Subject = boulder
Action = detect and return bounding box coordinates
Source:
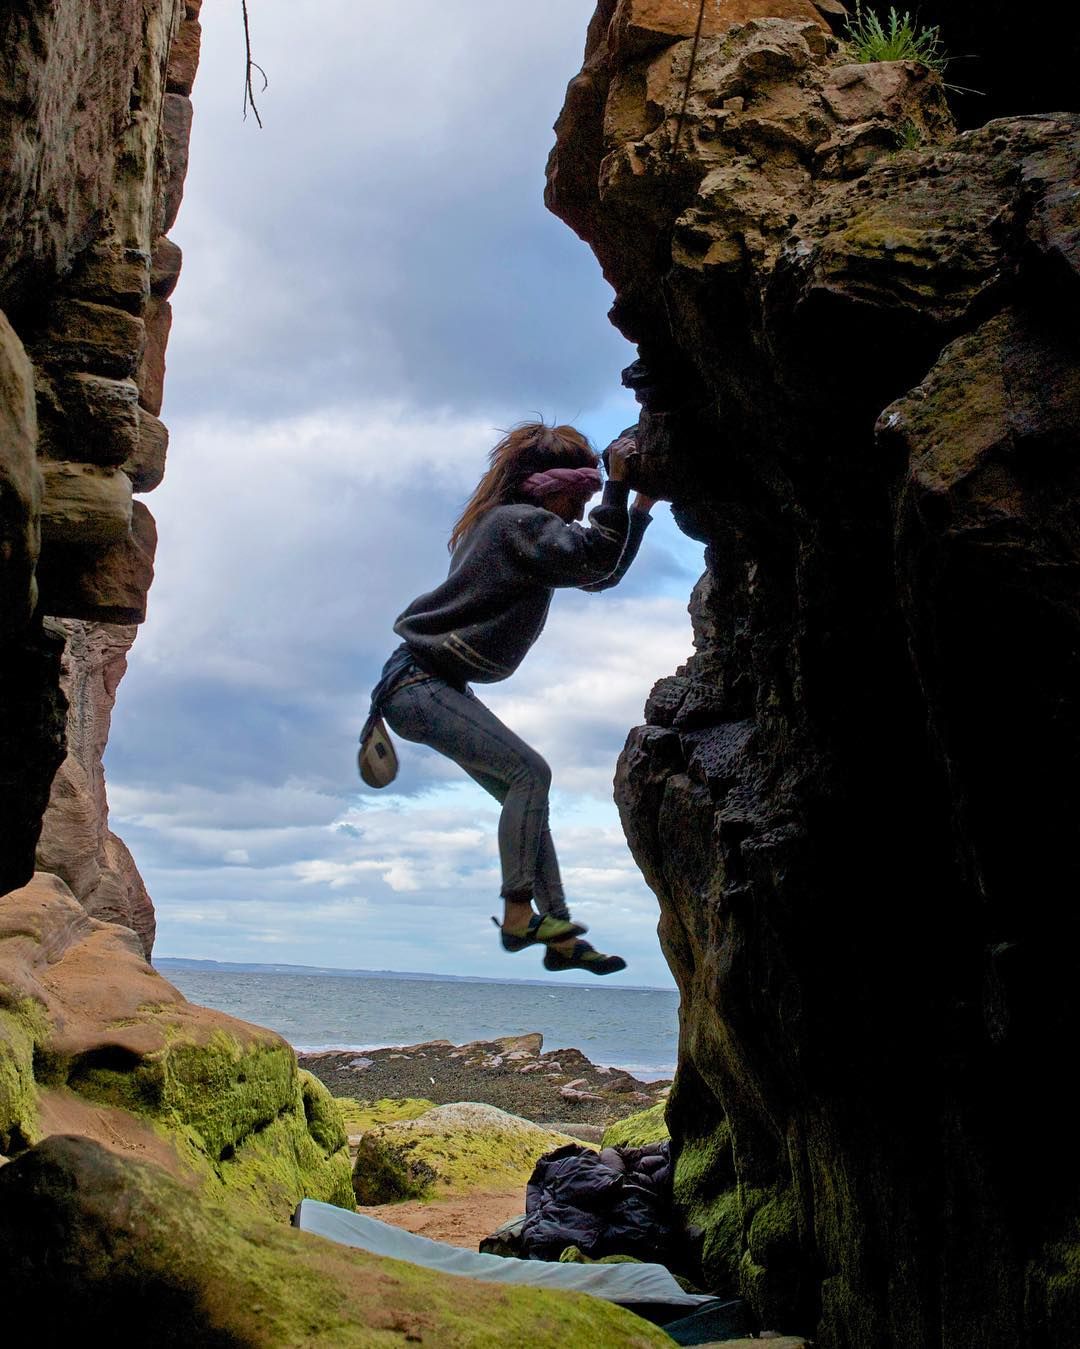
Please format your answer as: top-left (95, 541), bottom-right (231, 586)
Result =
top-left (353, 1103), bottom-right (575, 1205)
top-left (0, 873), bottom-right (353, 1213)
top-left (32, 300), bottom-right (146, 380)
top-left (161, 94), bottom-right (193, 233)
top-left (150, 237), bottom-right (184, 299)
top-left (0, 0), bottom-right (192, 911)
top-left (166, 10), bottom-right (201, 96)
top-left (0, 0), bottom-right (186, 313)
top-left (137, 296), bottom-right (172, 415)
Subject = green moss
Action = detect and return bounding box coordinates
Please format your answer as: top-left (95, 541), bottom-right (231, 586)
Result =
top-left (335, 1096), bottom-right (437, 1134)
top-left (559, 1247), bottom-right (643, 1266)
top-left (0, 1135), bottom-right (672, 1346)
top-left (671, 1120), bottom-right (745, 1293)
top-left (300, 1072), bottom-right (348, 1154)
top-left (56, 1027), bottom-right (354, 1218)
top-left (601, 1101), bottom-right (669, 1149)
top-left (672, 1116), bottom-right (734, 1209)
top-left (1031, 1224), bottom-right (1080, 1343)
top-left (215, 1103), bottom-right (355, 1217)
top-left (747, 1189), bottom-right (799, 1266)
top-left (0, 999), bottom-right (47, 1152)
top-left (352, 1105), bottom-right (573, 1204)
top-left (694, 1187), bottom-right (744, 1291)
top-left (353, 1132), bottom-right (436, 1204)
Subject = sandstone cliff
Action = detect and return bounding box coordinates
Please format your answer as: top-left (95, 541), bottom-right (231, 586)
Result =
top-left (548, 2), bottom-right (1080, 1344)
top-left (0, 0), bottom-right (197, 913)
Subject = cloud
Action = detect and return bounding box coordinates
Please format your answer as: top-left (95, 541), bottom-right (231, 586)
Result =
top-left (101, 0), bottom-right (706, 990)
top-left (167, 0), bottom-right (632, 422)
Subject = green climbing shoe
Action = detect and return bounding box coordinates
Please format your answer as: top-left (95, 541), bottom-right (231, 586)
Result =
top-left (543, 939), bottom-right (627, 976)
top-left (492, 913), bottom-right (588, 953)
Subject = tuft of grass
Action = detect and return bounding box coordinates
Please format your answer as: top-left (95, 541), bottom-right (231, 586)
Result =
top-left (844, 3), bottom-right (947, 72)
top-left (894, 118), bottom-right (924, 149)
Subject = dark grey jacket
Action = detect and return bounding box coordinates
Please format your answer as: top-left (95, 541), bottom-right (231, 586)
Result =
top-left (393, 480), bottom-right (649, 686)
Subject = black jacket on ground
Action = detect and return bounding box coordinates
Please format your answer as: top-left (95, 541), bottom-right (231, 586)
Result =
top-left (521, 1141), bottom-right (674, 1261)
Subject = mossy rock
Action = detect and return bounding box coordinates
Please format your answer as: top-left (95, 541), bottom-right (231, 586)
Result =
top-left (353, 1102), bottom-right (574, 1205)
top-left (601, 1101), bottom-right (670, 1149)
top-left (559, 1246), bottom-right (643, 1266)
top-left (0, 998), bottom-right (47, 1152)
top-left (673, 1115), bottom-right (742, 1292)
top-left (0, 876), bottom-right (354, 1219)
top-left (0, 1134), bottom-right (671, 1347)
top-left (336, 1096), bottom-right (437, 1135)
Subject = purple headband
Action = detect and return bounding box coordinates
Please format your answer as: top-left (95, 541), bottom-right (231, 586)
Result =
top-left (520, 465), bottom-right (601, 501)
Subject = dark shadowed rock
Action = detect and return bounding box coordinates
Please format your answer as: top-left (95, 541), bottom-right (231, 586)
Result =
top-left (551, 8), bottom-right (1080, 1345)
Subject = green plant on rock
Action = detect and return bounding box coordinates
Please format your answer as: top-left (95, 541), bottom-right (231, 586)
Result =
top-left (844, 3), bottom-right (947, 72)
top-left (894, 118), bottom-right (924, 150)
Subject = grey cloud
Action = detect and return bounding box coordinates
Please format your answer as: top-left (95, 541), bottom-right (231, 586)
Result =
top-left (166, 0), bottom-right (633, 423)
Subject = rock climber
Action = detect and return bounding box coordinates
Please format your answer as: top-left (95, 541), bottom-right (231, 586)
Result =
top-left (365, 421), bottom-right (655, 975)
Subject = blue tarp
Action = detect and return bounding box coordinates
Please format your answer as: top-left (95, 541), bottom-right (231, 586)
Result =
top-left (294, 1199), bottom-right (710, 1309)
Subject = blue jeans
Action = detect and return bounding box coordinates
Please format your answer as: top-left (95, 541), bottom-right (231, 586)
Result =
top-left (381, 673), bottom-right (569, 917)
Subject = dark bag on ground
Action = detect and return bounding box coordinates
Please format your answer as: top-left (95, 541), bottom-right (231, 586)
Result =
top-left (520, 1141), bottom-right (675, 1262)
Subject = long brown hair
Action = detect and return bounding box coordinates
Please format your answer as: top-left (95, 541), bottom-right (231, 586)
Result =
top-left (448, 422), bottom-right (598, 552)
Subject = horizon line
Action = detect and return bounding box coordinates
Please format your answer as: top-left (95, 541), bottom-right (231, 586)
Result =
top-left (154, 954), bottom-right (677, 994)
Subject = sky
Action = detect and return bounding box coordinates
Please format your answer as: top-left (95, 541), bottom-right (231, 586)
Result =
top-left (105, 0), bottom-right (705, 989)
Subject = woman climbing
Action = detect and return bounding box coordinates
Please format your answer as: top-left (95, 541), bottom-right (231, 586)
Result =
top-left (367, 422), bottom-right (655, 975)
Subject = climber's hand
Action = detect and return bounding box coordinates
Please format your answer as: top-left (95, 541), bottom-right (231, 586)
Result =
top-left (605, 435), bottom-right (635, 482)
top-left (633, 493), bottom-right (657, 513)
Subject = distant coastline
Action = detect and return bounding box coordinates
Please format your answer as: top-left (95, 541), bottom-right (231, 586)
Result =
top-left (154, 955), bottom-right (675, 994)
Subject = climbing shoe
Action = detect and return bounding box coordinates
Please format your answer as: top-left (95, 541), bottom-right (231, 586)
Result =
top-left (492, 913), bottom-right (588, 953)
top-left (543, 939), bottom-right (626, 976)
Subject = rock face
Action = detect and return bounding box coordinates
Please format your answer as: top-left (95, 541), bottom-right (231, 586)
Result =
top-left (0, 0), bottom-right (198, 929)
top-left (0, 873), bottom-right (354, 1212)
top-left (549, 5), bottom-right (1080, 1345)
top-left (35, 622), bottom-right (155, 957)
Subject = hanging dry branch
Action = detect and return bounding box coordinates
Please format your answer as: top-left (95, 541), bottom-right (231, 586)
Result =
top-left (241, 0), bottom-right (267, 127)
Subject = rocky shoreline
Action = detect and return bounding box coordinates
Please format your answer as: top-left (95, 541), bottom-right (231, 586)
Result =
top-left (299, 1032), bottom-right (671, 1129)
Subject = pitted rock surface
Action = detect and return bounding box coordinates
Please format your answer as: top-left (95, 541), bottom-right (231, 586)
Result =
top-left (549, 7), bottom-right (1080, 1345)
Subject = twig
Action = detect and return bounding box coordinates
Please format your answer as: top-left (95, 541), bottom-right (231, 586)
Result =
top-left (670, 0), bottom-right (708, 163)
top-left (241, 0), bottom-right (267, 127)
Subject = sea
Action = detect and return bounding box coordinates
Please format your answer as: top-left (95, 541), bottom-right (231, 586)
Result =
top-left (156, 960), bottom-right (681, 1080)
